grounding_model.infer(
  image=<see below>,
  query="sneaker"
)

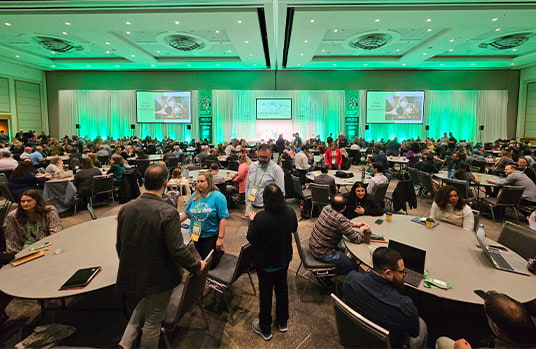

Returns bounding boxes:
[277,320,288,332]
[251,318,272,341]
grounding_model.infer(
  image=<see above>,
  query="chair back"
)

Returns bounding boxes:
[163,250,214,331]
[0,170,13,180]
[135,159,151,177]
[373,183,389,204]
[231,243,254,284]
[471,160,487,173]
[472,209,480,232]
[292,230,308,265]
[408,167,421,187]
[310,183,331,206]
[0,201,12,251]
[291,175,306,200]
[91,175,114,196]
[0,181,16,203]
[227,160,239,171]
[97,155,110,165]
[419,171,434,191]
[444,178,471,199]
[331,293,391,349]
[166,156,180,169]
[498,221,536,260]
[497,186,525,206]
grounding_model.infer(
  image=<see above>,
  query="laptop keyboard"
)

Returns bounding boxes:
[489,251,514,271]
[404,270,422,287]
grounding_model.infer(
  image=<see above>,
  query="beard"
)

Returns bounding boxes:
[390,277,405,291]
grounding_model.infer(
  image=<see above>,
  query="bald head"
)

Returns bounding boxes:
[144,165,169,191]
[330,194,347,212]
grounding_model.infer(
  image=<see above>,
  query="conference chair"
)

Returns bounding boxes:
[292,230,336,289]
[384,180,417,214]
[331,293,391,349]
[97,155,110,166]
[497,221,536,260]
[418,171,435,199]
[444,178,476,205]
[310,183,331,218]
[166,156,180,170]
[373,183,389,208]
[471,160,487,174]
[0,201,12,251]
[0,180,17,204]
[291,174,311,203]
[89,175,115,208]
[205,243,256,322]
[160,250,214,348]
[227,160,239,171]
[408,167,422,192]
[479,186,524,223]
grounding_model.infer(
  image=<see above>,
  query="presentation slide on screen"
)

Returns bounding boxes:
[256,98,292,120]
[366,91,424,124]
[136,91,192,123]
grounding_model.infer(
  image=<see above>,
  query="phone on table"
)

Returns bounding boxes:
[474,289,489,300]
[375,219,383,225]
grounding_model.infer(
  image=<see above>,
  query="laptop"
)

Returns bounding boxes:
[474,232,530,276]
[387,240,426,287]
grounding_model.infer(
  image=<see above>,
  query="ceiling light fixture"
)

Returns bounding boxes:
[50,51,56,54]
[244,40,249,44]
[156,50,161,53]
[249,53,253,56]
[374,18,380,23]
[51,65,56,68]
[215,30,220,34]
[495,28,501,31]
[227,50,232,53]
[304,40,308,43]
[126,21,131,25]
[237,20,242,24]
[310,19,315,23]
[126,31,131,35]
[492,17,498,22]
[105,42,110,45]
[449,48,454,52]
[395,49,400,52]
[115,64,120,68]
[65,22,71,26]
[449,39,455,42]
[321,49,326,52]
[175,21,180,25]
[4,22,11,26]
[106,50,110,54]
[510,62,515,65]
[512,48,517,51]
[423,52,427,55]
[427,28,432,32]
[333,63,337,66]
[333,29,338,32]
[151,64,155,67]
[15,55,20,58]
[131,54,135,57]
[402,63,406,66]
[62,31,68,35]
[426,18,432,22]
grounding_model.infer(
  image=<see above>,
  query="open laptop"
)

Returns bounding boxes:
[387,240,426,287]
[474,232,530,276]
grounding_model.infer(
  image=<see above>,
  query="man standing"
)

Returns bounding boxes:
[337,132,348,148]
[309,194,369,275]
[116,165,206,349]
[327,133,334,146]
[486,164,536,205]
[293,132,303,148]
[343,247,427,348]
[245,144,285,215]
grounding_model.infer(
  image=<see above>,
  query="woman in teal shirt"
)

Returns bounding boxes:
[181,171,229,268]
[107,155,126,184]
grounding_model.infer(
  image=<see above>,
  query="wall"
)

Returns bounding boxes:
[517,66,536,138]
[45,69,520,138]
[0,59,48,137]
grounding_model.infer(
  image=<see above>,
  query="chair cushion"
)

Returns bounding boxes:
[163,283,185,326]
[208,253,238,285]
[301,246,336,269]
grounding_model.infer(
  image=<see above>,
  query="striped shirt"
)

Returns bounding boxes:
[309,205,363,258]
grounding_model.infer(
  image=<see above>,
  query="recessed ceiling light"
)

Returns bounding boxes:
[426,18,432,22]
[156,50,161,53]
[62,31,68,35]
[512,48,517,52]
[227,50,232,53]
[216,64,221,66]
[187,64,191,67]
[131,54,135,57]
[333,63,337,66]
[333,29,338,33]
[363,63,368,66]
[50,51,56,54]
[174,21,180,25]
[215,30,220,34]
[402,63,406,66]
[510,62,515,66]
[492,17,498,22]
[304,40,308,43]
[495,28,501,31]
[15,55,20,58]
[297,64,301,66]
[125,21,131,25]
[151,64,155,67]
[249,53,253,56]
[374,18,380,23]
[470,63,475,66]
[253,64,257,67]
[106,50,110,54]
[237,20,242,24]
[126,31,131,35]
[310,19,315,23]
[51,65,56,68]
[321,49,326,52]
[115,64,120,68]
[300,53,304,56]
[244,40,249,44]
[448,48,454,52]
[449,39,455,42]
[427,28,432,32]
[423,52,427,55]
[4,22,11,26]
[440,63,445,66]
[65,22,71,26]
[395,49,400,52]
[105,42,110,45]
[86,64,91,68]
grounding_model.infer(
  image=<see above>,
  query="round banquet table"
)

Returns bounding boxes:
[344,214,536,304]
[306,169,368,186]
[434,171,502,188]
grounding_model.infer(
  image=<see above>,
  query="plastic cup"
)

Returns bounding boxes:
[426,218,435,228]
[385,212,393,221]
[363,229,372,244]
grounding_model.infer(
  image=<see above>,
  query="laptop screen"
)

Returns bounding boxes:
[387,240,426,273]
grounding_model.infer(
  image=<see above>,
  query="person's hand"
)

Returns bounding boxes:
[354,206,365,215]
[249,212,257,221]
[453,339,472,349]
[359,223,370,231]
[486,179,493,184]
[216,237,224,251]
[199,260,207,271]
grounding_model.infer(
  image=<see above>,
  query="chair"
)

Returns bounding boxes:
[0,201,12,251]
[418,171,435,199]
[161,250,214,348]
[97,155,110,166]
[0,170,13,181]
[135,159,151,178]
[384,180,416,214]
[291,174,311,203]
[166,156,180,169]
[497,221,536,260]
[471,160,487,174]
[292,230,336,286]
[206,243,256,322]
[372,183,389,207]
[0,181,17,204]
[479,186,525,223]
[472,209,480,233]
[227,160,239,171]
[331,293,391,349]
[310,183,331,218]
[408,167,421,192]
[89,175,115,207]
[444,178,476,205]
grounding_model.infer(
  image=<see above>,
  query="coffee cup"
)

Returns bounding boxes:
[385,212,393,221]
[426,218,435,228]
[363,229,372,244]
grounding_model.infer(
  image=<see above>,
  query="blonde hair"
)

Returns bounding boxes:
[193,171,219,200]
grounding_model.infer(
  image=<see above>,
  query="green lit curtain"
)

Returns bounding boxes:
[212,90,345,143]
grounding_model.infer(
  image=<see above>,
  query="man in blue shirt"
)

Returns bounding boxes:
[343,247,427,348]
[29,146,46,168]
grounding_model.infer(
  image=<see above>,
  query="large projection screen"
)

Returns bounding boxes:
[136,91,192,123]
[366,91,425,124]
[256,98,292,120]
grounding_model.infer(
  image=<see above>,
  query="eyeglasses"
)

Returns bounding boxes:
[391,268,408,275]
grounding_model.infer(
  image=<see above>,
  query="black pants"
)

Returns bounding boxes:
[257,268,289,334]
[296,169,307,185]
[194,235,223,270]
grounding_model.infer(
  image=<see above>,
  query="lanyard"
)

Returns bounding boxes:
[252,162,270,187]
[25,220,41,245]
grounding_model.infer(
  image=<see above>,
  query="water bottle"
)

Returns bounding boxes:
[447,170,451,179]
[185,167,189,179]
[362,167,366,180]
[476,224,486,246]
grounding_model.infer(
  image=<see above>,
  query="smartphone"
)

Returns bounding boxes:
[375,219,383,225]
[474,289,488,300]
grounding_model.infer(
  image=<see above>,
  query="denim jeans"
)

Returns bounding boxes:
[317,250,358,275]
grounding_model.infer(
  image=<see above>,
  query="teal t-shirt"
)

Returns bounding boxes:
[185,190,229,238]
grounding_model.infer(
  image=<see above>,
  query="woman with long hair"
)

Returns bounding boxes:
[180,171,229,269]
[247,183,297,341]
[4,189,63,253]
[430,185,474,231]
[343,182,383,219]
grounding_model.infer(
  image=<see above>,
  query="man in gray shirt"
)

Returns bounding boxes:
[486,164,536,204]
[313,164,336,195]
[245,144,285,216]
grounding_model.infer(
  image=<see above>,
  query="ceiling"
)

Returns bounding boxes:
[1,0,536,71]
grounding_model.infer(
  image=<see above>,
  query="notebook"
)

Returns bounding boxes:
[387,240,426,287]
[10,250,44,266]
[474,232,530,276]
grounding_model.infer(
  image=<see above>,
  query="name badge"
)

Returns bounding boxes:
[191,221,202,242]
[248,185,259,202]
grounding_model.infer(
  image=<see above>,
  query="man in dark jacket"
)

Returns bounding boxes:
[116,164,206,349]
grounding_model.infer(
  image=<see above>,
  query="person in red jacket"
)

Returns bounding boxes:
[325,141,342,170]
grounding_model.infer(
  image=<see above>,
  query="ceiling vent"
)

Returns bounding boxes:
[35,36,82,53]
[349,33,393,50]
[479,33,532,50]
[166,35,205,51]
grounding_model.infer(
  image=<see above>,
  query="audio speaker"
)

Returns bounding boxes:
[130,124,136,129]
[479,125,484,131]
[187,125,192,130]
[75,124,80,129]
[365,125,369,130]
[425,125,429,130]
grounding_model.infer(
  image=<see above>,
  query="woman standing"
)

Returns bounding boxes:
[247,183,298,341]
[4,189,63,253]
[343,182,383,219]
[430,185,474,231]
[181,172,229,268]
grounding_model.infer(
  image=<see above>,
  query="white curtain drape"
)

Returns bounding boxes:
[477,90,508,142]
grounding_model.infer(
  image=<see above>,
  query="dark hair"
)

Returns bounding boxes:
[210,162,219,171]
[262,183,286,212]
[372,247,403,273]
[258,143,272,152]
[330,194,347,212]
[484,292,536,346]
[372,162,384,173]
[434,185,465,211]
[454,162,469,180]
[80,158,95,169]
[16,189,47,222]
[12,161,35,177]
[349,182,367,199]
[506,164,518,171]
[144,165,169,190]
[319,164,328,174]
